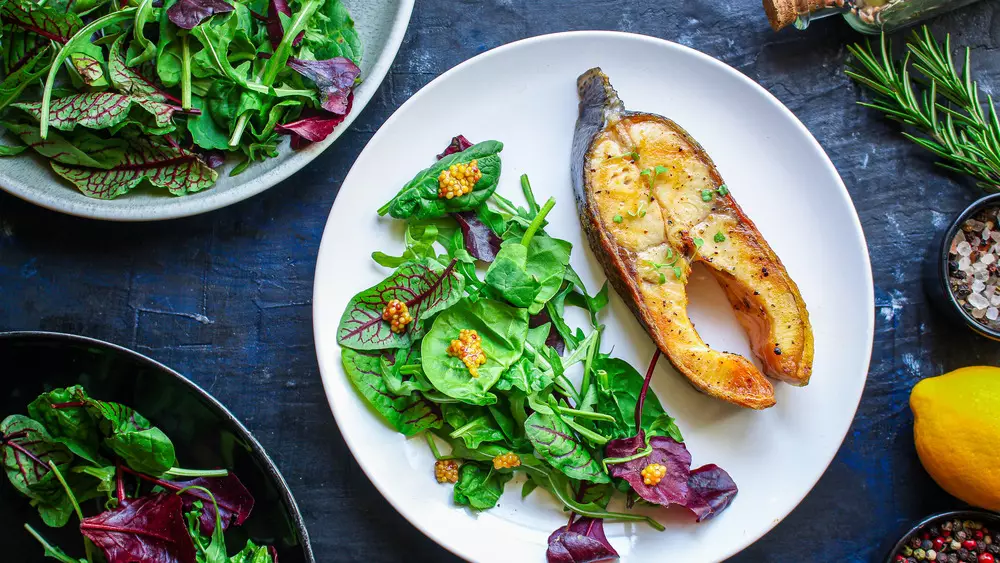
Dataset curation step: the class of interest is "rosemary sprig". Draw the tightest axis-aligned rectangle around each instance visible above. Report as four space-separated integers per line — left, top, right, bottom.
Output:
845 26 1000 191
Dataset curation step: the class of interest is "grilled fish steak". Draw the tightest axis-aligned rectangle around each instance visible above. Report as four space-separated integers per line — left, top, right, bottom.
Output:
571 68 814 410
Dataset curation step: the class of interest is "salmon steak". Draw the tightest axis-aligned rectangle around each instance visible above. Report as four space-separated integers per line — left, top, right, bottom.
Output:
570 68 814 409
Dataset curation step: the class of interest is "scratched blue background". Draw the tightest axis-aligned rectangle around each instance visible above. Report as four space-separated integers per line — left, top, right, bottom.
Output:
3 1 1000 561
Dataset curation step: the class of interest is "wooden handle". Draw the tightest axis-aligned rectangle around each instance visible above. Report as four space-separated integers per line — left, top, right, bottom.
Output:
762 0 829 30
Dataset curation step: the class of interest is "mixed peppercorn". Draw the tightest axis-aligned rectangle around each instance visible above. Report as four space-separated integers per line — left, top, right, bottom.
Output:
382 299 413 334
447 329 487 378
894 518 1000 563
437 160 482 199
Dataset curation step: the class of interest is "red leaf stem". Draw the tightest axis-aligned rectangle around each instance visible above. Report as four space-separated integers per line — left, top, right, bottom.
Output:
51 401 86 409
634 350 660 431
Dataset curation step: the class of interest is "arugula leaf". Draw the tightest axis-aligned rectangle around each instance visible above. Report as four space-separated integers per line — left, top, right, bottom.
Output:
51 136 217 199
524 412 609 484
453 462 511 510
421 298 529 405
337 258 464 350
342 348 442 436
442 404 506 449
379 141 504 219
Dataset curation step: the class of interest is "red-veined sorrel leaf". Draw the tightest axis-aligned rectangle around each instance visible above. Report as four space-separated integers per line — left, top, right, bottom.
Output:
108 35 180 105
70 54 104 86
167 0 233 29
337 258 464 350
546 516 618 563
525 412 609 484
0 0 83 43
3 121 127 168
121 467 253 536
81 493 197 563
0 46 51 110
436 134 473 160
453 211 502 262
0 415 73 502
341 348 442 436
265 0 302 49
275 97 353 149
13 91 177 132
51 137 217 199
286 56 359 114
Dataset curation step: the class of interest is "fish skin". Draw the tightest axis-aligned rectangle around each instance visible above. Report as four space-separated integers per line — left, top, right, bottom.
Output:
572 68 814 409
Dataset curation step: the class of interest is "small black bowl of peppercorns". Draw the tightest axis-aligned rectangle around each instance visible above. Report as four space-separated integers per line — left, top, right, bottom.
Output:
887 510 1000 563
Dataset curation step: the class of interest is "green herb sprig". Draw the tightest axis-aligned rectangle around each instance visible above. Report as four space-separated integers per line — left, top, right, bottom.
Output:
846 27 1000 191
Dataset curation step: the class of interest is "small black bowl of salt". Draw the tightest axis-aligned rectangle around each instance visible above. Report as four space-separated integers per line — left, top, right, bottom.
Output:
927 193 1000 341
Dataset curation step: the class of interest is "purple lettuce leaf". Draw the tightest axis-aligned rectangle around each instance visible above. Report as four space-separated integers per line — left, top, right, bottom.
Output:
437 134 473 160
275 98 352 150
287 57 359 115
122 467 254 536
529 309 565 355
265 0 303 49
167 0 233 29
605 434 691 506
80 493 197 563
685 464 738 522
546 516 618 563
452 211 502 262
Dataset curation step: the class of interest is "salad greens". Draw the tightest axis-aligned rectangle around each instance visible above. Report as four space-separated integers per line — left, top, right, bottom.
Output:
0 0 362 198
2 385 271 563
338 135 740 562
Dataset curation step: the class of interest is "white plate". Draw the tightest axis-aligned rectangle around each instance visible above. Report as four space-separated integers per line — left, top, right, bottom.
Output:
0 0 413 221
313 31 874 563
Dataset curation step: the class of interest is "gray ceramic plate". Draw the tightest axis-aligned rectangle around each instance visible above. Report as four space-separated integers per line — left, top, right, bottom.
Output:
0 0 413 221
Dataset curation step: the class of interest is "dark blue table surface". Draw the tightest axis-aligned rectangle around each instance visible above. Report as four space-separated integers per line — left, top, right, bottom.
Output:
3 1 1000 561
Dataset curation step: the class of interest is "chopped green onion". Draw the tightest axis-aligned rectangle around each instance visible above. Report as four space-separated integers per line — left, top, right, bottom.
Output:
700 189 713 202
613 214 623 223
693 237 704 248
714 232 726 243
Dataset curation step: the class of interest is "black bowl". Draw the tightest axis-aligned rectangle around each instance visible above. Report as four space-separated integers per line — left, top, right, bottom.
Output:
925 193 1000 341
884 509 1000 563
0 331 315 563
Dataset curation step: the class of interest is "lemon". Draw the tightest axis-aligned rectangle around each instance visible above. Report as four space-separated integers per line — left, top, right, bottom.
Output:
910 366 1000 510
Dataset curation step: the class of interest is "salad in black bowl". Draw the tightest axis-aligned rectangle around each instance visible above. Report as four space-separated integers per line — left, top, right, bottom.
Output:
0 331 313 563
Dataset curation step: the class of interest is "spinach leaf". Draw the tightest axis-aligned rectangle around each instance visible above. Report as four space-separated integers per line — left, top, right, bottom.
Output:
0 47 51 111
337 258 464 350
342 348 442 436
86 398 178 475
379 141 503 220
421 298 528 405
442 404 505 449
524 235 571 314
591 356 681 441
27 385 103 463
452 462 511 510
0 415 74 503
524 412 609 484
484 240 541 308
